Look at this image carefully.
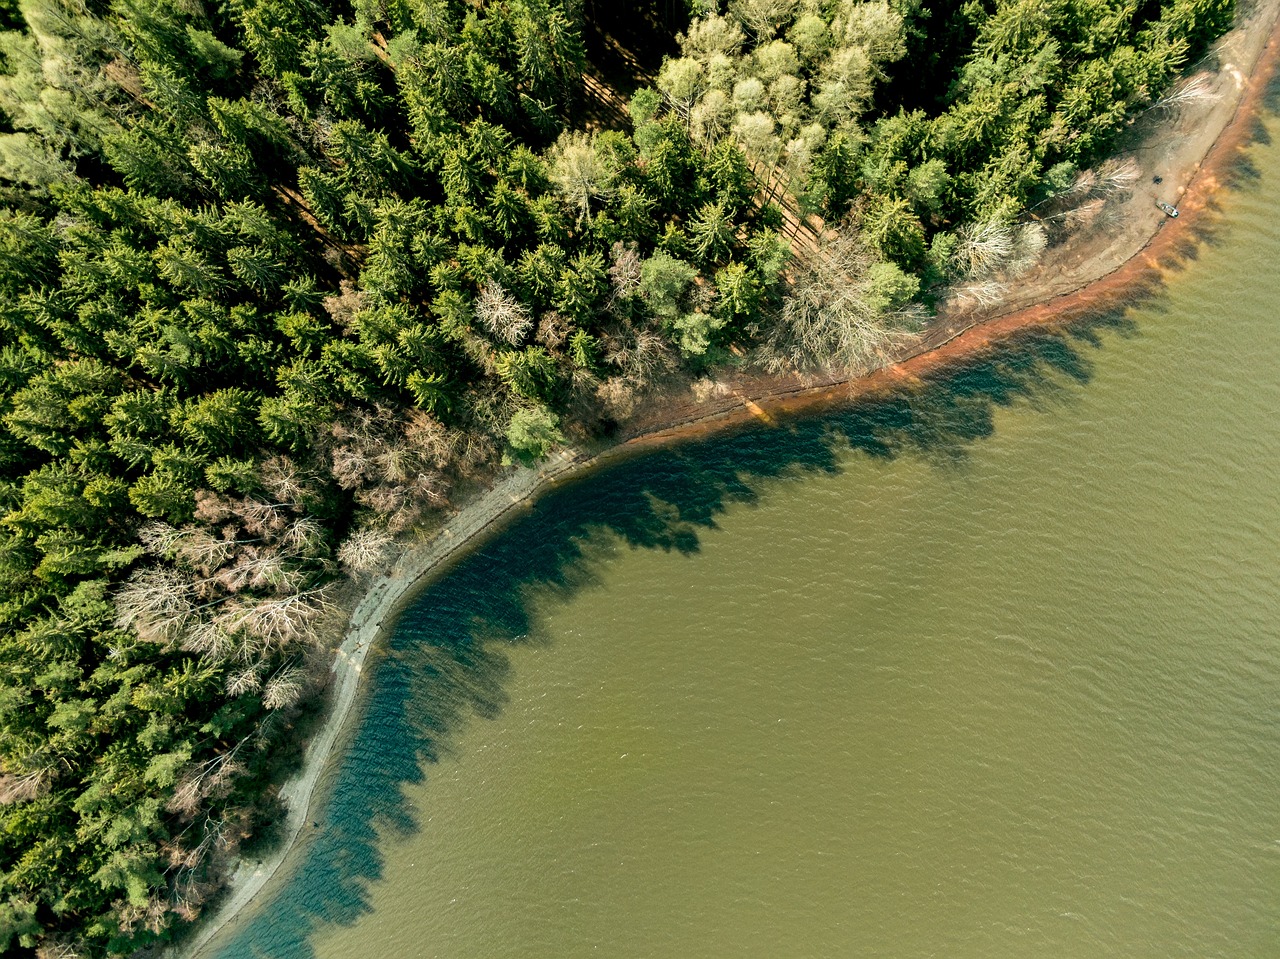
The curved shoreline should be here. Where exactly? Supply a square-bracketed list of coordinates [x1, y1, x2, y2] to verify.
[174, 5, 1280, 955]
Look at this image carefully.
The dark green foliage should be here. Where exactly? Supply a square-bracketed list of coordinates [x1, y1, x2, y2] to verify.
[0, 0, 1236, 952]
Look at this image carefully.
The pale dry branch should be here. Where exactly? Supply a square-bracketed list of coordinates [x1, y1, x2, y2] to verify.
[761, 229, 922, 373]
[259, 456, 309, 505]
[1095, 155, 1140, 195]
[947, 279, 1009, 312]
[225, 665, 262, 697]
[952, 220, 1016, 279]
[137, 522, 182, 557]
[0, 765, 55, 804]
[114, 567, 195, 643]
[609, 241, 642, 304]
[1153, 73, 1219, 112]
[223, 588, 332, 651]
[167, 736, 255, 815]
[337, 526, 395, 575]
[475, 279, 533, 345]
[262, 664, 306, 711]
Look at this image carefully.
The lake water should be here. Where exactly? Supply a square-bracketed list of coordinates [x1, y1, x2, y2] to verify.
[206, 114, 1280, 959]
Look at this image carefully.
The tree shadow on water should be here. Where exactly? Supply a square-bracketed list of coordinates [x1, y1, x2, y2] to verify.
[214, 310, 1135, 959]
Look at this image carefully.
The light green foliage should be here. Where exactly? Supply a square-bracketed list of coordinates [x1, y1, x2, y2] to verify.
[629, 86, 662, 124]
[0, 132, 73, 186]
[639, 250, 699, 318]
[671, 310, 726, 357]
[657, 56, 707, 116]
[547, 130, 621, 222]
[503, 404, 564, 464]
[864, 261, 920, 312]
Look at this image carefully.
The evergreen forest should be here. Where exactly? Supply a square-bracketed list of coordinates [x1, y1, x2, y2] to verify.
[0, 0, 1235, 953]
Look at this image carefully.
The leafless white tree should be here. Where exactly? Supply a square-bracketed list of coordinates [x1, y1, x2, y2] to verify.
[475, 279, 533, 345]
[1153, 74, 1219, 113]
[0, 763, 55, 805]
[948, 279, 1009, 313]
[114, 567, 195, 643]
[262, 664, 306, 711]
[259, 456, 309, 505]
[338, 527, 395, 575]
[221, 588, 331, 653]
[138, 521, 182, 557]
[225, 665, 262, 697]
[601, 323, 677, 386]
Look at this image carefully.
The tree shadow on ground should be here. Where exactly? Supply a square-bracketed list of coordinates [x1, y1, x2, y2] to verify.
[212, 309, 1137, 959]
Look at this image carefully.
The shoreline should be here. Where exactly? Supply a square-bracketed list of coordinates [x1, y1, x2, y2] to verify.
[174, 4, 1280, 955]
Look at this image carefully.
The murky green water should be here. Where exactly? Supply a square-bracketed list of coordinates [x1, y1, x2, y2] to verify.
[207, 120, 1280, 959]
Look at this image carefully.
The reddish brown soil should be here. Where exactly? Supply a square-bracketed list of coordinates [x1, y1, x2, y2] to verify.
[612, 0, 1280, 451]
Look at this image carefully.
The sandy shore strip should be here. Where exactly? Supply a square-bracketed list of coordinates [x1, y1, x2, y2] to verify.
[617, 0, 1280, 444]
[173, 3, 1280, 955]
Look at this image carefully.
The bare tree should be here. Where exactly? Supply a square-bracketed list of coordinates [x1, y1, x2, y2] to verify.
[951, 219, 1016, 279]
[691, 88, 734, 147]
[322, 279, 367, 330]
[137, 521, 182, 557]
[168, 734, 255, 816]
[952, 220, 1045, 280]
[227, 588, 332, 652]
[259, 456, 309, 505]
[403, 411, 455, 469]
[760, 229, 922, 372]
[595, 376, 639, 420]
[181, 618, 235, 661]
[1153, 74, 1219, 113]
[1061, 197, 1106, 230]
[1094, 155, 1140, 195]
[193, 490, 235, 525]
[609, 241, 642, 304]
[280, 516, 324, 553]
[0, 764, 55, 805]
[213, 546, 291, 593]
[35, 936, 83, 959]
[114, 567, 195, 643]
[948, 279, 1009, 313]
[536, 311, 573, 350]
[168, 816, 229, 920]
[225, 665, 262, 697]
[262, 664, 307, 711]
[329, 443, 373, 490]
[178, 531, 237, 574]
[601, 322, 677, 386]
[236, 498, 290, 537]
[474, 279, 533, 345]
[337, 526, 395, 575]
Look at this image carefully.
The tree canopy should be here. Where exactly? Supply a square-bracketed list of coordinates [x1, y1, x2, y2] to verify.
[0, 0, 1233, 953]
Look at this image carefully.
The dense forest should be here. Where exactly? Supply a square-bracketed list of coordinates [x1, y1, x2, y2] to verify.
[0, 0, 1234, 953]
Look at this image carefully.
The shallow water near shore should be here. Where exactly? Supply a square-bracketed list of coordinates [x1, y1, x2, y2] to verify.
[207, 122, 1280, 958]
